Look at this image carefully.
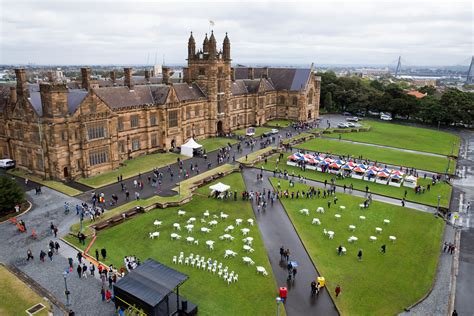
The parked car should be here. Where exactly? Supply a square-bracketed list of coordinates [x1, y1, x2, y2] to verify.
[346, 116, 359, 122]
[0, 159, 15, 169]
[246, 127, 256, 137]
[270, 129, 279, 134]
[380, 114, 393, 121]
[368, 110, 380, 116]
[356, 111, 366, 117]
[346, 122, 356, 127]
[337, 123, 349, 128]
[342, 112, 352, 116]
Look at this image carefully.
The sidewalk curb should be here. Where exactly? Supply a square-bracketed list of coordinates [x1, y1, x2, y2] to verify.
[448, 229, 461, 316]
[0, 200, 33, 224]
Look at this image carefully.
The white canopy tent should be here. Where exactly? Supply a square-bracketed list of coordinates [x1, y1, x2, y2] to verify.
[180, 138, 203, 157]
[209, 182, 231, 193]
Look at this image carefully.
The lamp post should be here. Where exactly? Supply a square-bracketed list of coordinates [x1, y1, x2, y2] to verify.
[63, 271, 70, 306]
[276, 297, 282, 316]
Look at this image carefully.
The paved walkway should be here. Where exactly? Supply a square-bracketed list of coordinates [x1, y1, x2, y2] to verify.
[242, 168, 339, 316]
[0, 187, 115, 316]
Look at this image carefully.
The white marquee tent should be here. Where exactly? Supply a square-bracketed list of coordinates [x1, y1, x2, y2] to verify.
[180, 138, 203, 157]
[209, 182, 230, 193]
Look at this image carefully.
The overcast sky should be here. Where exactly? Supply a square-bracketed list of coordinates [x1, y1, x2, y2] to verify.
[0, 0, 472, 66]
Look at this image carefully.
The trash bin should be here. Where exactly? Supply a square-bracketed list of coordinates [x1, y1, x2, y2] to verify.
[317, 276, 325, 287]
[279, 287, 287, 300]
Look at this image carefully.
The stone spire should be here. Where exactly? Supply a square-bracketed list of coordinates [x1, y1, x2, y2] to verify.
[203, 33, 209, 53]
[188, 31, 196, 60]
[223, 32, 231, 61]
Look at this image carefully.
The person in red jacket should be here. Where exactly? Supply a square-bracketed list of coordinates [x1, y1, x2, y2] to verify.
[105, 289, 112, 302]
[335, 284, 341, 297]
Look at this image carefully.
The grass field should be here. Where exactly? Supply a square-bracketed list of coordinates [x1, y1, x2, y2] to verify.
[0, 265, 50, 316]
[66, 173, 282, 316]
[281, 132, 313, 145]
[265, 119, 293, 128]
[198, 137, 238, 153]
[78, 152, 187, 188]
[234, 126, 273, 137]
[272, 178, 444, 315]
[327, 120, 460, 156]
[295, 137, 456, 174]
[257, 155, 452, 208]
[7, 169, 82, 196]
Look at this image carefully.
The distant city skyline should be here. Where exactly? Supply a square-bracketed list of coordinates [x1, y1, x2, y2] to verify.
[0, 0, 472, 66]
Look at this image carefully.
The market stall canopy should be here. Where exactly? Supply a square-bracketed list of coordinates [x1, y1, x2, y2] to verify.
[180, 138, 202, 157]
[209, 182, 230, 192]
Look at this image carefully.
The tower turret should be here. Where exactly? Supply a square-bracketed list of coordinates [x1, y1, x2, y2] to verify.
[209, 31, 217, 59]
[223, 32, 231, 61]
[188, 32, 196, 60]
[203, 33, 209, 53]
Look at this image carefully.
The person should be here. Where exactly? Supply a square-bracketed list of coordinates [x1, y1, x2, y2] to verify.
[443, 242, 448, 252]
[381, 244, 386, 254]
[311, 280, 317, 296]
[77, 265, 82, 278]
[285, 249, 290, 261]
[47, 249, 53, 261]
[53, 226, 58, 238]
[68, 258, 74, 271]
[101, 287, 106, 301]
[105, 289, 112, 302]
[452, 309, 458, 316]
[90, 263, 96, 276]
[287, 262, 293, 273]
[39, 250, 46, 262]
[77, 252, 83, 264]
[68, 310, 75, 316]
[82, 264, 88, 278]
[292, 267, 297, 280]
[27, 249, 34, 261]
[54, 241, 60, 254]
[101, 248, 107, 260]
[279, 246, 285, 261]
[357, 249, 363, 261]
[338, 245, 343, 256]
[335, 285, 341, 297]
[95, 249, 100, 262]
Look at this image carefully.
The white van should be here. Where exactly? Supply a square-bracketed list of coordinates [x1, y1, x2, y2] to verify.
[0, 159, 15, 169]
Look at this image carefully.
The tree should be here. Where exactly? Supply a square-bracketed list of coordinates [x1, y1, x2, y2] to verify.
[323, 92, 334, 111]
[0, 176, 25, 215]
[419, 85, 437, 96]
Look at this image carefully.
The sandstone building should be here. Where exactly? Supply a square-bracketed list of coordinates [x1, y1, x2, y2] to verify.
[0, 32, 320, 181]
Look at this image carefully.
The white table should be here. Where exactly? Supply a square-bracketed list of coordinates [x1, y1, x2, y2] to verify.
[389, 236, 397, 242]
[370, 236, 377, 242]
[348, 236, 358, 243]
[340, 206, 346, 210]
[153, 220, 162, 226]
[327, 231, 335, 239]
[187, 217, 196, 223]
[256, 266, 267, 275]
[243, 237, 254, 244]
[317, 207, 325, 213]
[337, 247, 347, 254]
[173, 223, 181, 230]
[235, 218, 243, 226]
[206, 240, 214, 247]
[203, 211, 210, 218]
[170, 233, 180, 240]
[349, 225, 356, 231]
[375, 227, 382, 234]
[222, 234, 234, 241]
[384, 219, 390, 225]
[243, 245, 254, 252]
[247, 219, 254, 226]
[225, 225, 235, 232]
[186, 237, 195, 244]
[359, 216, 366, 221]
[241, 228, 250, 236]
[224, 250, 237, 258]
[335, 214, 341, 220]
[312, 218, 321, 225]
[201, 227, 211, 233]
[185, 224, 194, 232]
[242, 256, 253, 265]
[209, 220, 218, 226]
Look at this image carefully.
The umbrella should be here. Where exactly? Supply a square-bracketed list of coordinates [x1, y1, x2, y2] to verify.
[289, 261, 299, 267]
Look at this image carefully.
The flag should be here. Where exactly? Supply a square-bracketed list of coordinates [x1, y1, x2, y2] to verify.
[209, 20, 215, 27]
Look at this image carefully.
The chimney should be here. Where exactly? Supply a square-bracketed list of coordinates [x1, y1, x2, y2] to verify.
[231, 68, 235, 81]
[162, 66, 171, 85]
[110, 70, 117, 85]
[124, 67, 134, 90]
[81, 67, 91, 90]
[47, 71, 55, 82]
[262, 67, 269, 79]
[9, 87, 17, 105]
[15, 68, 29, 98]
[248, 67, 254, 80]
[144, 69, 150, 83]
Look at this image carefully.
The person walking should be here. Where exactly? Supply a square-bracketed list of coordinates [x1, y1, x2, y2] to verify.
[39, 250, 46, 262]
[311, 280, 317, 296]
[381, 244, 386, 254]
[77, 265, 82, 278]
[279, 246, 285, 261]
[54, 241, 60, 254]
[292, 267, 297, 280]
[285, 249, 290, 262]
[357, 249, 363, 261]
[101, 287, 106, 301]
[53, 226, 58, 238]
[68, 258, 74, 272]
[335, 285, 341, 297]
[82, 264, 88, 278]
[101, 248, 107, 260]
[27, 249, 34, 261]
[95, 249, 100, 262]
[105, 289, 112, 302]
[47, 249, 53, 261]
[77, 252, 83, 264]
[90, 263, 96, 276]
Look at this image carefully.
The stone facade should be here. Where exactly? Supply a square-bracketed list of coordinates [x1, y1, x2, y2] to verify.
[0, 32, 320, 181]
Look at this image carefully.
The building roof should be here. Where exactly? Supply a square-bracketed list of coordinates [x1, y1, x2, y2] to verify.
[173, 83, 206, 102]
[234, 67, 311, 91]
[406, 90, 427, 99]
[93, 84, 169, 109]
[27, 84, 88, 116]
[231, 80, 248, 95]
[114, 259, 188, 307]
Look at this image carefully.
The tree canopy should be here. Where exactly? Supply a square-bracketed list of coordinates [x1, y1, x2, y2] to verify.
[0, 176, 25, 215]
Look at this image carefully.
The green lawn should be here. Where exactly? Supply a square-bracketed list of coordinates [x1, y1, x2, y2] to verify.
[327, 120, 460, 156]
[198, 137, 238, 153]
[7, 169, 82, 196]
[272, 178, 444, 315]
[66, 173, 282, 316]
[281, 132, 313, 145]
[234, 126, 273, 137]
[295, 137, 456, 174]
[0, 265, 50, 316]
[257, 155, 452, 208]
[265, 119, 293, 128]
[77, 152, 187, 188]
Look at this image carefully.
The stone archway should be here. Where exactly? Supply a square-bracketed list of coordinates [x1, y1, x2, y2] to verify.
[217, 121, 224, 136]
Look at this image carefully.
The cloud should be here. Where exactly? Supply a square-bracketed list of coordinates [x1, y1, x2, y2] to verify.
[0, 0, 472, 66]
